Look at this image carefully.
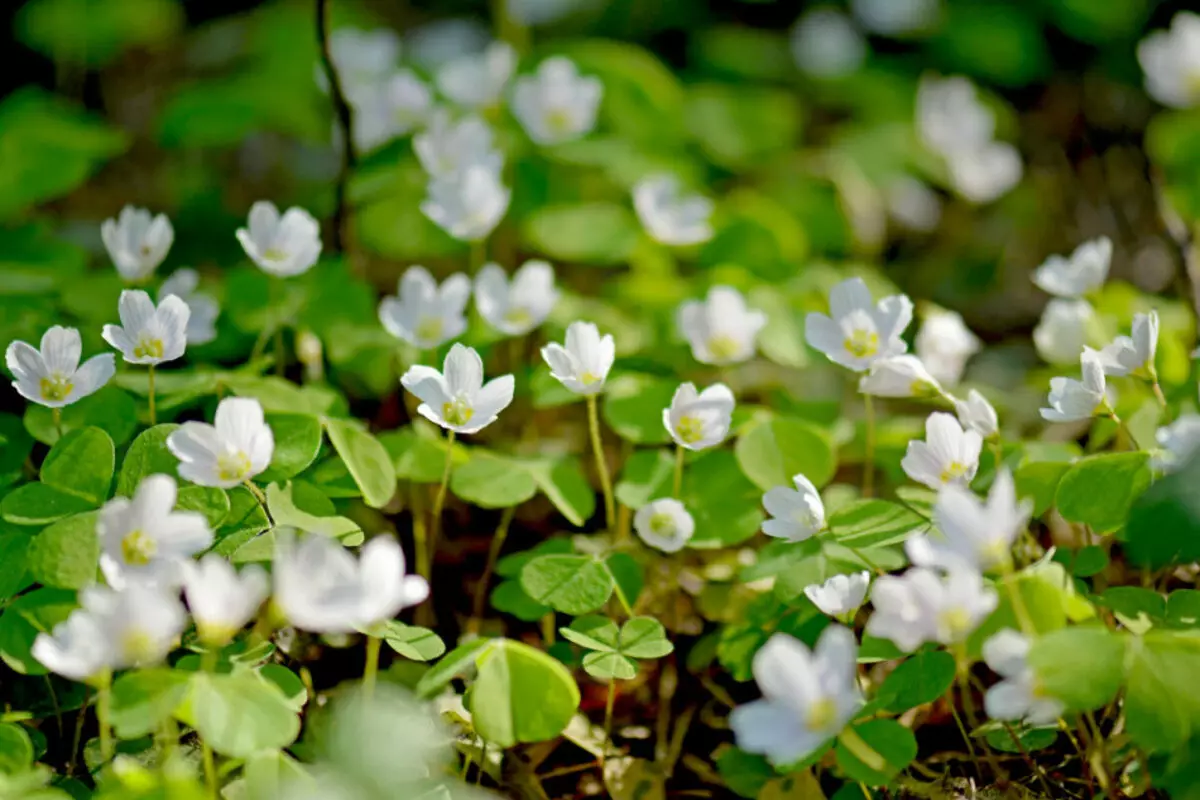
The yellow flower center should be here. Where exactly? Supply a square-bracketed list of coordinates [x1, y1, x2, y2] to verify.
[134, 336, 164, 360]
[675, 415, 705, 445]
[649, 512, 676, 537]
[911, 379, 939, 398]
[442, 397, 474, 427]
[217, 451, 252, 483]
[263, 247, 288, 262]
[415, 316, 444, 343]
[706, 335, 740, 362]
[121, 629, 159, 664]
[580, 371, 601, 387]
[140, 243, 153, 257]
[806, 697, 838, 731]
[503, 307, 533, 329]
[844, 328, 880, 359]
[545, 108, 574, 135]
[39, 374, 73, 402]
[939, 607, 972, 640]
[197, 622, 238, 647]
[939, 461, 970, 484]
[121, 530, 157, 565]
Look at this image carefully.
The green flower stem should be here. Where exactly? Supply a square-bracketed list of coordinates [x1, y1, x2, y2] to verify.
[862, 394, 875, 498]
[243, 480, 272, 525]
[586, 395, 616, 535]
[429, 430, 457, 576]
[362, 634, 382, 697]
[602, 679, 617, 766]
[200, 649, 219, 797]
[610, 575, 633, 617]
[1001, 564, 1036, 636]
[95, 670, 114, 764]
[52, 407, 63, 439]
[470, 505, 516, 633]
[410, 483, 429, 582]
[469, 239, 487, 275]
[1152, 380, 1168, 410]
[147, 364, 156, 426]
[672, 444, 685, 499]
[837, 725, 887, 774]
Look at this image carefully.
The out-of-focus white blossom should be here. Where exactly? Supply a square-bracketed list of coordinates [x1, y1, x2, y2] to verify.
[790, 9, 867, 78]
[1137, 12, 1200, 109]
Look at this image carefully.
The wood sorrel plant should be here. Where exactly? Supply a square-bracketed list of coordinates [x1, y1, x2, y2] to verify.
[5, 3, 1200, 799]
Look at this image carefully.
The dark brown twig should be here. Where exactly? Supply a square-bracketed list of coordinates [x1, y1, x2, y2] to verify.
[315, 0, 356, 253]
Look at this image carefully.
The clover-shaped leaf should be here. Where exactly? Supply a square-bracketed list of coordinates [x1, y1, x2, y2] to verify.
[560, 615, 674, 681]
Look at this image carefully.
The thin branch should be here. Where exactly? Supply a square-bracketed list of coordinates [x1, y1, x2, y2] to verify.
[315, 0, 356, 253]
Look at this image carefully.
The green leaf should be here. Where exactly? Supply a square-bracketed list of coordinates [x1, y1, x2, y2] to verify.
[258, 413, 323, 483]
[469, 638, 581, 747]
[0, 414, 33, 489]
[878, 650, 956, 713]
[827, 500, 927, 550]
[414, 638, 494, 698]
[835, 719, 918, 787]
[685, 83, 803, 168]
[524, 457, 596, 527]
[490, 579, 551, 622]
[24, 384, 138, 446]
[606, 552, 645, 608]
[686, 449, 766, 548]
[602, 375, 677, 445]
[929, 2, 1050, 87]
[187, 672, 301, 758]
[520, 554, 614, 616]
[581, 651, 638, 680]
[984, 725, 1057, 754]
[322, 418, 396, 508]
[1167, 590, 1200, 629]
[116, 424, 181, 496]
[266, 482, 361, 542]
[25, 511, 99, 589]
[522, 202, 640, 266]
[1125, 631, 1200, 753]
[561, 616, 620, 652]
[1026, 626, 1124, 713]
[110, 668, 191, 738]
[39, 426, 114, 505]
[1014, 460, 1072, 517]
[0, 532, 32, 604]
[382, 621, 446, 662]
[715, 747, 775, 799]
[1126, 456, 1200, 569]
[0, 722, 33, 775]
[451, 451, 538, 509]
[1, 483, 95, 526]
[1098, 586, 1165, 632]
[16, 0, 182, 67]
[176, 485, 230, 530]
[0, 587, 77, 674]
[1055, 452, 1151, 534]
[616, 449, 674, 509]
[735, 416, 836, 492]
[380, 426, 465, 483]
[210, 486, 270, 557]
[619, 617, 674, 659]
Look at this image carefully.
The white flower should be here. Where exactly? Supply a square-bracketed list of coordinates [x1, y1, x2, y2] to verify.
[790, 9, 866, 78]
[805, 572, 870, 617]
[6, 326, 115, 409]
[400, 343, 514, 434]
[436, 41, 517, 109]
[1033, 237, 1112, 299]
[954, 389, 998, 439]
[1033, 299, 1094, 365]
[324, 28, 401, 97]
[101, 206, 174, 283]
[1137, 12, 1200, 109]
[167, 397, 275, 488]
[805, 277, 913, 372]
[84, 583, 187, 669]
[866, 566, 997, 652]
[633, 174, 714, 247]
[512, 57, 602, 146]
[474, 260, 558, 337]
[1155, 415, 1200, 472]
[633, 498, 695, 553]
[421, 165, 510, 242]
[678, 286, 768, 366]
[1088, 310, 1159, 378]
[761, 474, 825, 542]
[885, 176, 942, 232]
[274, 533, 429, 634]
[858, 355, 944, 399]
[413, 110, 502, 179]
[350, 70, 434, 151]
[158, 269, 219, 346]
[102, 290, 190, 366]
[983, 629, 1064, 726]
[915, 309, 981, 386]
[917, 75, 995, 157]
[901, 412, 982, 491]
[236, 201, 322, 278]
[378, 266, 471, 349]
[1040, 350, 1110, 423]
[851, 0, 940, 35]
[729, 627, 862, 766]
[663, 382, 735, 451]
[32, 610, 112, 682]
[908, 469, 1030, 572]
[182, 555, 268, 646]
[541, 321, 615, 396]
[98, 474, 213, 589]
[945, 142, 1022, 204]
